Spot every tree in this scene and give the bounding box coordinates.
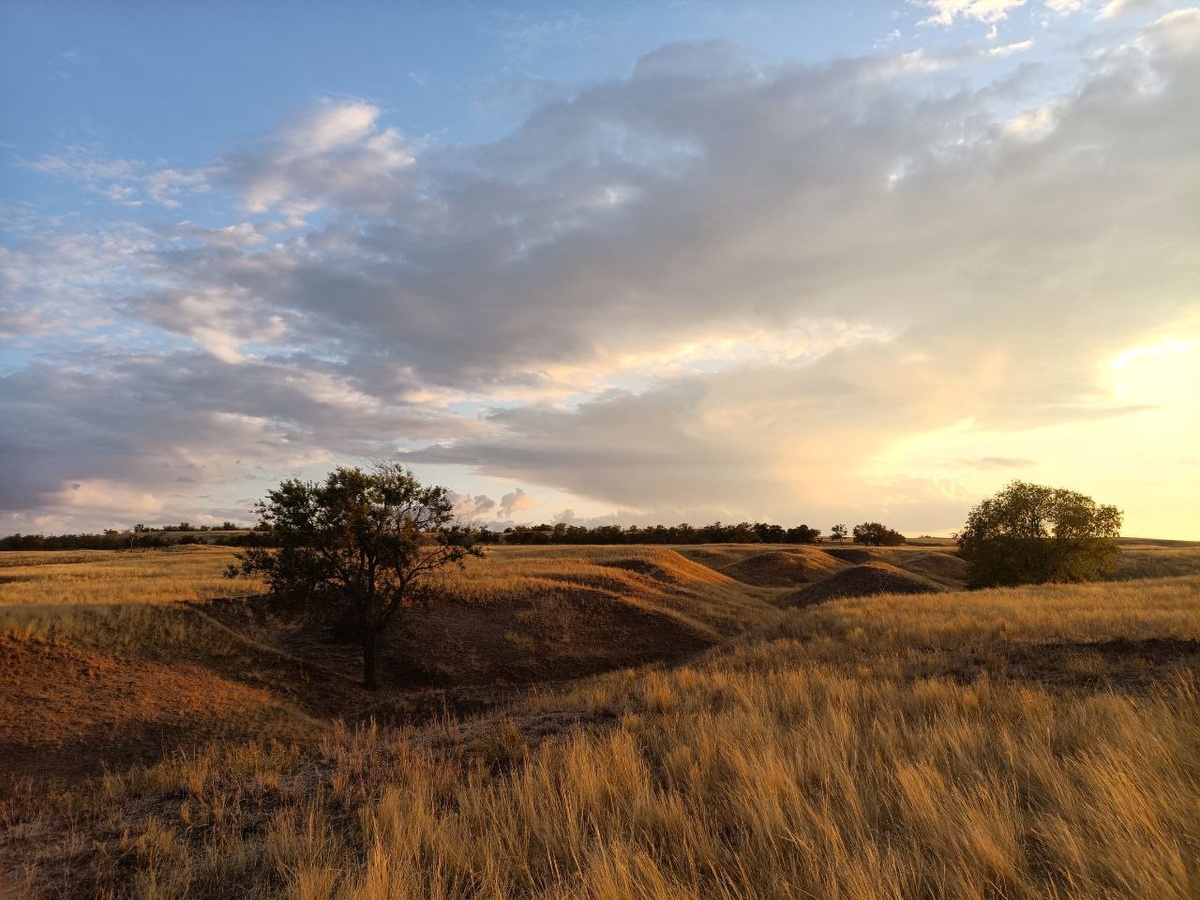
[785,524,821,544]
[227,464,481,690]
[853,522,906,546]
[957,481,1121,589]
[830,524,848,543]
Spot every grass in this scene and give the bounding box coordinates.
[2,547,1198,898]
[1112,544,1200,581]
[444,545,770,635]
[0,545,262,607]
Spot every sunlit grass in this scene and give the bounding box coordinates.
[0,545,263,606]
[3,547,1197,898]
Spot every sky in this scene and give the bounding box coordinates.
[1,0,1197,539]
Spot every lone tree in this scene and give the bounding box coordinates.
[228,463,480,690]
[957,481,1121,589]
[830,524,848,544]
[853,522,906,546]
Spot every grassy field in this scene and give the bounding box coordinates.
[2,542,1198,898]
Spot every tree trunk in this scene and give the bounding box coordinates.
[362,632,379,691]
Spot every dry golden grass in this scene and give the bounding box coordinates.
[0,546,252,641]
[0,547,270,662]
[1113,544,1200,580]
[0,545,763,654]
[445,545,763,634]
[3,560,1196,899]
[792,576,1199,649]
[0,545,262,607]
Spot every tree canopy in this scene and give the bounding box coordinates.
[852,522,906,546]
[957,481,1122,589]
[227,463,480,690]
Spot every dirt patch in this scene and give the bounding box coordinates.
[784,563,945,606]
[721,549,846,587]
[0,635,317,788]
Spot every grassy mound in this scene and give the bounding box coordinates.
[822,547,878,564]
[784,562,945,606]
[0,633,320,785]
[201,547,755,690]
[720,548,847,587]
[884,550,970,588]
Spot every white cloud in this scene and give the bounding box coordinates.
[1097,0,1172,18]
[222,99,417,217]
[911,0,1029,25]
[988,39,1035,54]
[1001,100,1062,139]
[499,488,534,518]
[58,480,165,516]
[24,147,209,208]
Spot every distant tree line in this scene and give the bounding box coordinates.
[480,521,826,545]
[2,519,914,552]
[0,527,274,552]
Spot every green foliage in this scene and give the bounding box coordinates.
[830,524,848,543]
[228,463,481,689]
[957,481,1122,589]
[852,522,906,546]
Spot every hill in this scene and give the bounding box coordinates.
[783,562,947,606]
[2,543,1198,898]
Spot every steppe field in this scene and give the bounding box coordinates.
[2,541,1199,899]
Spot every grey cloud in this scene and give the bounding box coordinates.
[473,74,576,121]
[162,18,1194,403]
[4,13,1197,529]
[409,329,1163,526]
[449,492,497,521]
[0,351,472,517]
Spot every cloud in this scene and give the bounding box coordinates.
[450,492,497,520]
[1097,0,1173,18]
[3,13,1198,534]
[499,488,534,518]
[23,147,209,208]
[0,350,475,528]
[987,39,1035,55]
[219,98,416,218]
[910,0,1030,26]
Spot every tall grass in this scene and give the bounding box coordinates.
[0,546,262,607]
[7,575,1197,899]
